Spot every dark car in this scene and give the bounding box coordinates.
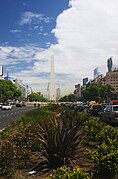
[22,102,26,107]
[16,103,22,107]
[89,104,103,116]
[75,104,85,112]
[101,103,107,109]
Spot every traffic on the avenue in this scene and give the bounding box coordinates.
[0,104,36,130]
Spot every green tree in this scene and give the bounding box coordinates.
[82,83,114,102]
[28,93,47,102]
[59,95,68,102]
[68,93,76,102]
[0,80,22,102]
[106,84,114,100]
[59,94,76,102]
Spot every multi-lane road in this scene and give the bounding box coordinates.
[0,105,36,130]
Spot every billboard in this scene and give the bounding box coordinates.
[83,77,88,86]
[0,65,3,76]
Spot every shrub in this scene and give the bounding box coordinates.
[84,116,105,141]
[31,110,84,172]
[0,141,15,176]
[91,142,118,177]
[81,113,118,178]
[46,165,92,179]
[95,125,118,144]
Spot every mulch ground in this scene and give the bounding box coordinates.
[12,133,96,179]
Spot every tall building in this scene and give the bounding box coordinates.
[50,55,55,101]
[14,79,28,98]
[56,88,61,101]
[105,68,118,94]
[4,71,14,83]
[74,84,81,99]
[46,82,50,100]
[107,57,113,72]
[92,74,105,84]
[93,67,99,79]
[83,77,88,86]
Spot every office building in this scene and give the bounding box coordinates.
[105,68,118,94]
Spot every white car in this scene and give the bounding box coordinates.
[1,103,12,110]
[0,103,3,108]
[101,105,118,124]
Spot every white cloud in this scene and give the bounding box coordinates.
[34,25,39,30]
[43,33,48,36]
[2,0,118,96]
[19,12,44,25]
[51,0,118,83]
[0,45,39,64]
[22,2,29,7]
[46,42,51,47]
[38,32,42,35]
[11,29,21,33]
[44,17,53,23]
[39,26,44,31]
[19,12,52,26]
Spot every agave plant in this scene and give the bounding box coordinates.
[30,108,84,174]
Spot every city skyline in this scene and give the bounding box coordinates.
[0,0,118,96]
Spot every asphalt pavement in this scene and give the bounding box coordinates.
[0,105,36,130]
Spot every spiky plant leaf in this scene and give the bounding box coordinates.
[32,107,84,173]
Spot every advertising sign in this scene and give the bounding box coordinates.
[0,65,3,76]
[83,77,88,86]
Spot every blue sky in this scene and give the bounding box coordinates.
[0,0,118,96]
[0,0,68,47]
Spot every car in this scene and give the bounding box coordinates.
[1,103,12,110]
[22,102,26,107]
[0,103,3,108]
[16,103,22,107]
[100,105,118,124]
[75,104,85,112]
[101,103,107,109]
[89,104,103,116]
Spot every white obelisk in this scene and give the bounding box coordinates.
[50,55,55,101]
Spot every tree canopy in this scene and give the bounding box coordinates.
[0,80,21,102]
[28,93,47,102]
[82,83,114,102]
[59,93,76,102]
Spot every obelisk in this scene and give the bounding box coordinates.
[50,55,55,101]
